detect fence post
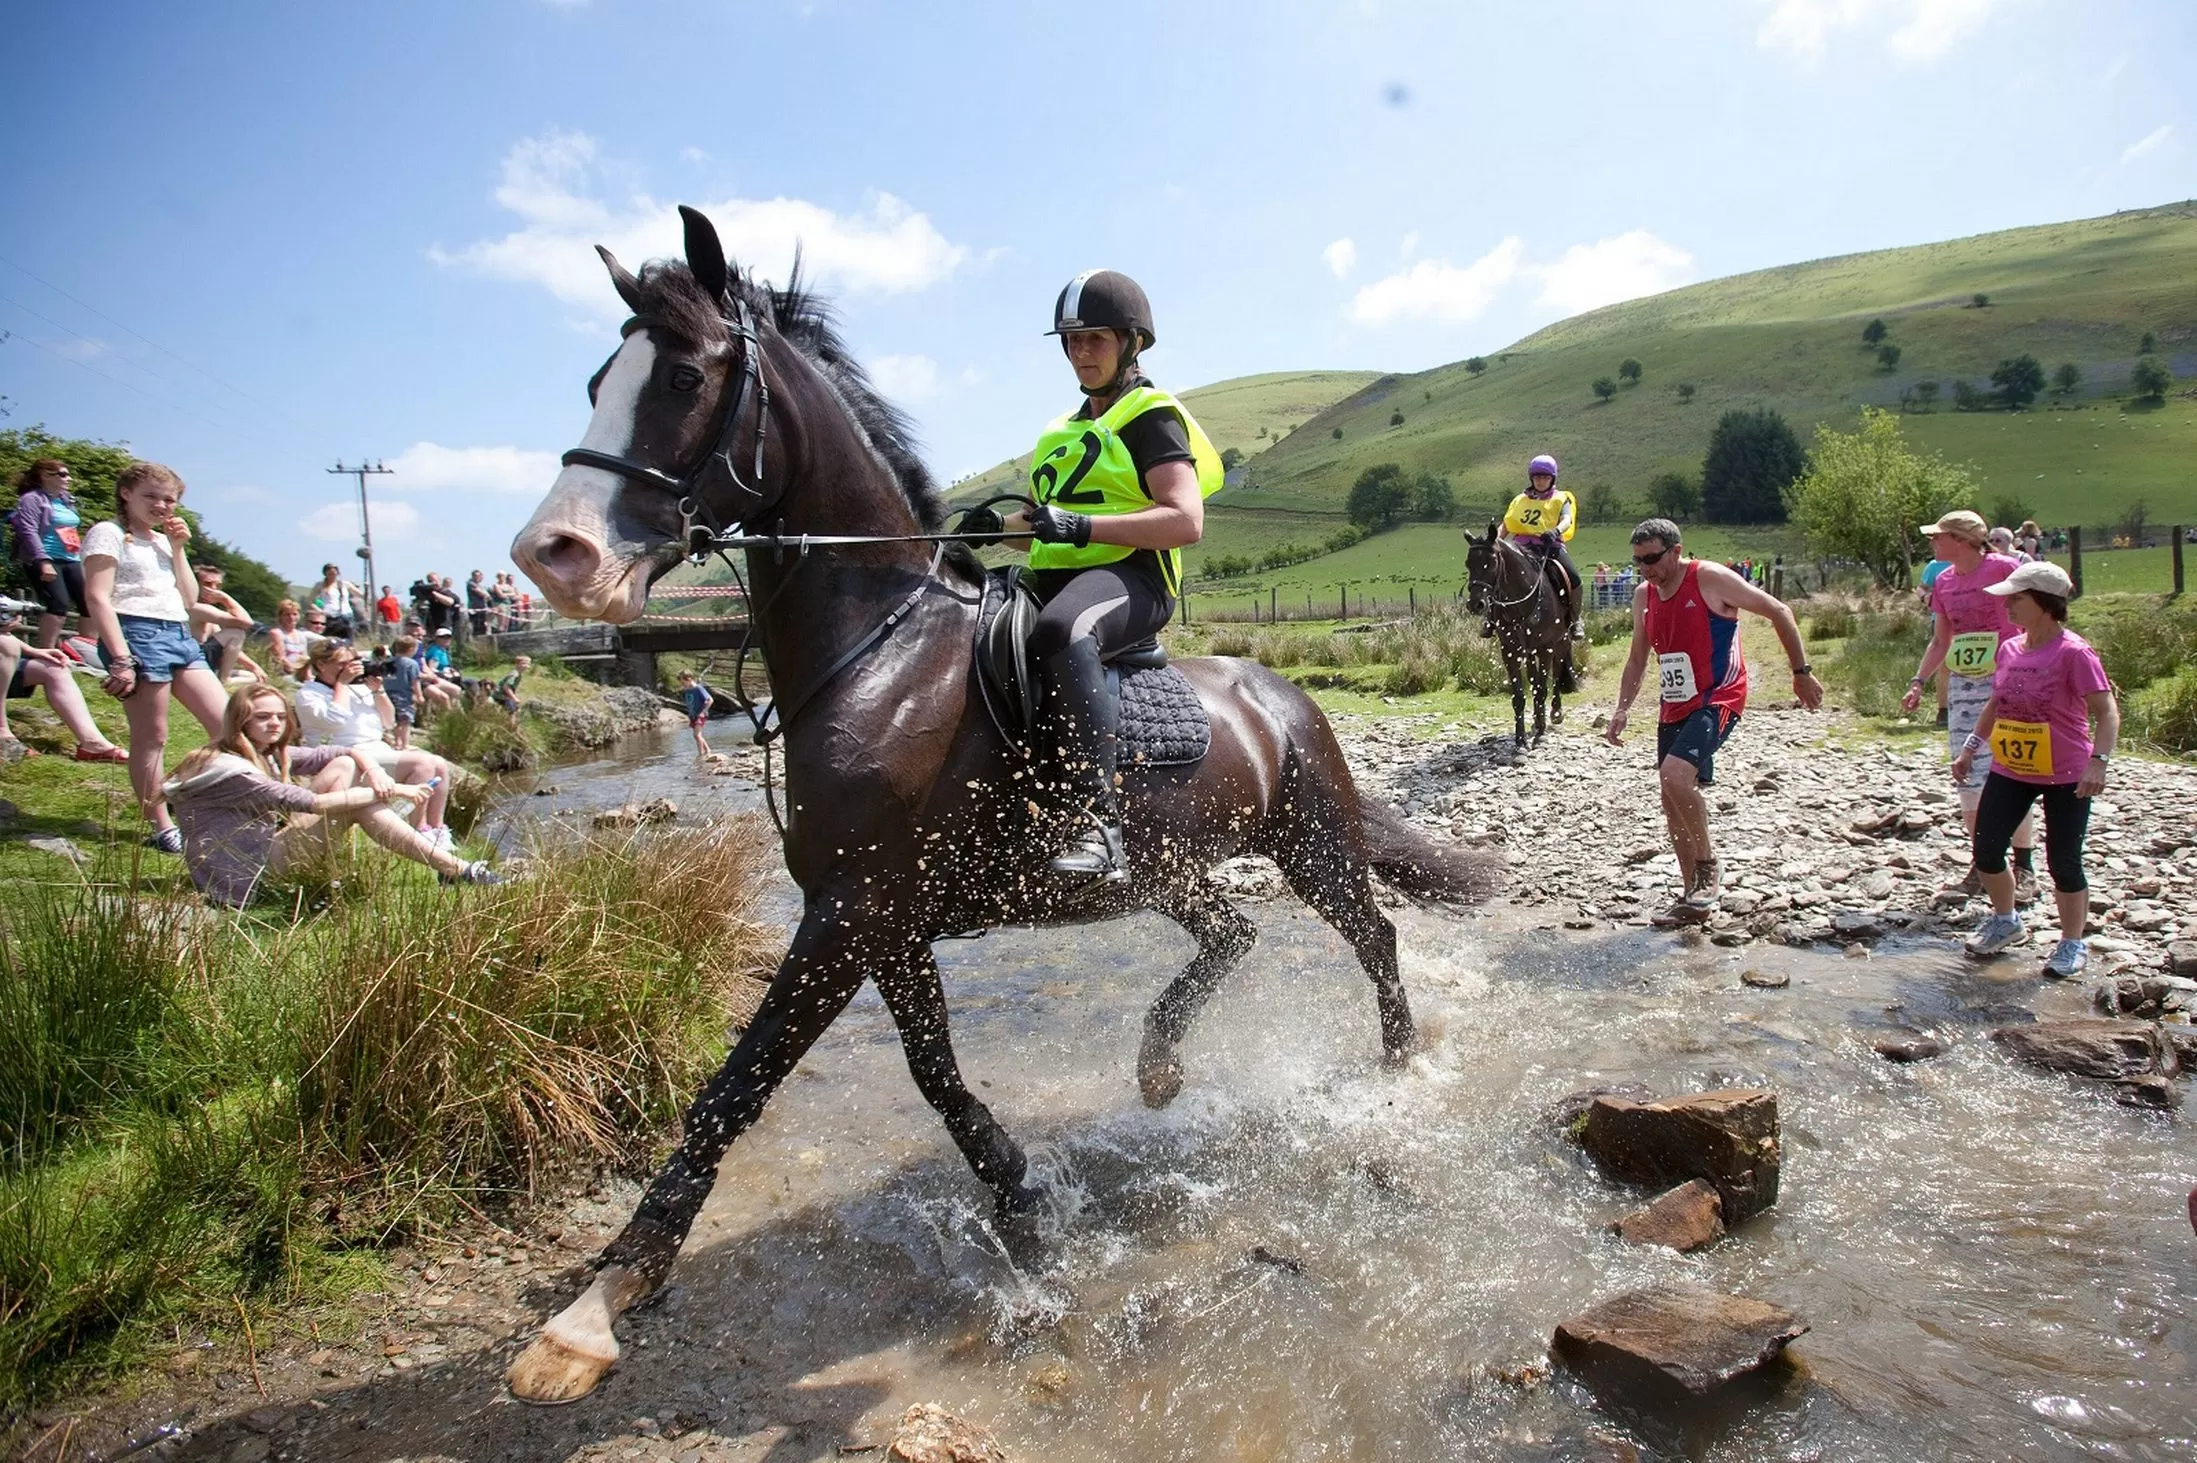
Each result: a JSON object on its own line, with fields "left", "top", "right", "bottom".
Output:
{"left": 1270, "top": 586, "right": 1277, "bottom": 622}
{"left": 1339, "top": 585, "right": 1347, "bottom": 620}
{"left": 1772, "top": 565, "right": 1785, "bottom": 600}
{"left": 2175, "top": 528, "right": 2186, "bottom": 595}
{"left": 1409, "top": 586, "right": 1416, "bottom": 616}
{"left": 2068, "top": 526, "right": 2083, "bottom": 599}
{"left": 1180, "top": 591, "right": 1190, "bottom": 626}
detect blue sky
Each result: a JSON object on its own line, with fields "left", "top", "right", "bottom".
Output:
{"left": 3, "top": 0, "right": 2191, "bottom": 596}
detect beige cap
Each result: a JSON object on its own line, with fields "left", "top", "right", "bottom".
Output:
{"left": 1984, "top": 560, "right": 2075, "bottom": 598}
{"left": 1919, "top": 509, "right": 1989, "bottom": 544}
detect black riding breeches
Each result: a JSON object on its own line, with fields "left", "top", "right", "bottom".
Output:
{"left": 1545, "top": 540, "right": 1583, "bottom": 597}
{"left": 1972, "top": 771, "right": 2091, "bottom": 891}
{"left": 1028, "top": 555, "right": 1175, "bottom": 661}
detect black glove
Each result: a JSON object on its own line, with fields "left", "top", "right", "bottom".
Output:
{"left": 1029, "top": 505, "right": 1092, "bottom": 548}
{"left": 955, "top": 504, "right": 1004, "bottom": 538}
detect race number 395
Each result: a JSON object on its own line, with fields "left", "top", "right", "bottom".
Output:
{"left": 1657, "top": 651, "right": 1699, "bottom": 705}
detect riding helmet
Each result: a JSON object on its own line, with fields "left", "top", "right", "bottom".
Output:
{"left": 1526, "top": 453, "right": 1560, "bottom": 483}
{"left": 1047, "top": 270, "right": 1156, "bottom": 351}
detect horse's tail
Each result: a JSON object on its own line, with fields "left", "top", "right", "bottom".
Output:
{"left": 1358, "top": 798, "right": 1506, "bottom": 906}
{"left": 1556, "top": 644, "right": 1578, "bottom": 696}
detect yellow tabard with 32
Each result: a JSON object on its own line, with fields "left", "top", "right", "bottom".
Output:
{"left": 1946, "top": 630, "right": 2000, "bottom": 679}
{"left": 1989, "top": 717, "right": 2053, "bottom": 778}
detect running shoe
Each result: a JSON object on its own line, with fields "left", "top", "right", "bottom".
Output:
{"left": 1944, "top": 866, "right": 1983, "bottom": 897}
{"left": 144, "top": 826, "right": 184, "bottom": 855}
{"left": 2042, "top": 939, "right": 2089, "bottom": 979}
{"left": 1963, "top": 911, "right": 2026, "bottom": 957}
{"left": 2012, "top": 867, "right": 2040, "bottom": 904}
{"left": 439, "top": 860, "right": 504, "bottom": 887}
{"left": 73, "top": 743, "right": 129, "bottom": 763}
{"left": 1685, "top": 859, "right": 1723, "bottom": 912}
{"left": 426, "top": 825, "right": 454, "bottom": 853}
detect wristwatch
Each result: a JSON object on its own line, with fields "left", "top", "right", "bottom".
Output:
{"left": 1793, "top": 663, "right": 1813, "bottom": 676}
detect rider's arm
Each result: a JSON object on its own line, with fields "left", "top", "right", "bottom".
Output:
{"left": 1085, "top": 461, "right": 1202, "bottom": 551}
{"left": 1555, "top": 493, "right": 1577, "bottom": 541}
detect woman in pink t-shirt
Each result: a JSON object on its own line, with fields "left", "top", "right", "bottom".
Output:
{"left": 1950, "top": 560, "right": 2118, "bottom": 978}
{"left": 1902, "top": 510, "right": 2036, "bottom": 896}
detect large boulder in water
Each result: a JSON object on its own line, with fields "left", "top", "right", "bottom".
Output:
{"left": 1989, "top": 1019, "right": 2180, "bottom": 1083}
{"left": 1552, "top": 1284, "right": 1807, "bottom": 1401}
{"left": 1611, "top": 1179, "right": 1725, "bottom": 1252}
{"left": 1582, "top": 1088, "right": 1781, "bottom": 1223}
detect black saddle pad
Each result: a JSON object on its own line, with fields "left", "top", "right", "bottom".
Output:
{"left": 974, "top": 568, "right": 1210, "bottom": 769}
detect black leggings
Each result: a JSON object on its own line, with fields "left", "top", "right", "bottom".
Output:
{"left": 1971, "top": 771, "right": 2091, "bottom": 891}
{"left": 1028, "top": 556, "right": 1174, "bottom": 661}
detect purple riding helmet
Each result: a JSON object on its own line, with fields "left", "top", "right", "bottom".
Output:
{"left": 1526, "top": 453, "right": 1560, "bottom": 485}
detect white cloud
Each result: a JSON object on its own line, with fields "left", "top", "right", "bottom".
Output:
{"left": 868, "top": 353, "right": 942, "bottom": 402}
{"left": 1322, "top": 237, "right": 1357, "bottom": 279}
{"left": 1346, "top": 237, "right": 1525, "bottom": 325}
{"left": 1755, "top": 0, "right": 2001, "bottom": 66}
{"left": 301, "top": 499, "right": 422, "bottom": 543}
{"left": 1530, "top": 229, "right": 1697, "bottom": 316}
{"left": 431, "top": 129, "right": 968, "bottom": 313}
{"left": 679, "top": 146, "right": 711, "bottom": 164}
{"left": 1399, "top": 230, "right": 1421, "bottom": 259}
{"left": 383, "top": 442, "right": 562, "bottom": 496}
{"left": 2122, "top": 124, "right": 2173, "bottom": 164}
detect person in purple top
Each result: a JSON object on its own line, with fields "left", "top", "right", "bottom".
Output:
{"left": 7, "top": 458, "right": 86, "bottom": 647}
{"left": 1950, "top": 561, "right": 2118, "bottom": 977}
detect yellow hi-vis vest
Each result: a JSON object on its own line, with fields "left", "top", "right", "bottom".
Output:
{"left": 1502, "top": 488, "right": 1577, "bottom": 542}
{"left": 1027, "top": 385, "right": 1224, "bottom": 594}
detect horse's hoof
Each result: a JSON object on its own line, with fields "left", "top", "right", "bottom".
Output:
{"left": 506, "top": 1330, "right": 617, "bottom": 1405}
{"left": 1137, "top": 1035, "right": 1185, "bottom": 1109}
{"left": 1380, "top": 1026, "right": 1428, "bottom": 1068}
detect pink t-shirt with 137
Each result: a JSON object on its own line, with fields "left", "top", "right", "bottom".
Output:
{"left": 1988, "top": 629, "right": 2110, "bottom": 785}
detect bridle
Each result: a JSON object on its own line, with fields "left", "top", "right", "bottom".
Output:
{"left": 559, "top": 291, "right": 773, "bottom": 558}
{"left": 1467, "top": 536, "right": 1542, "bottom": 614}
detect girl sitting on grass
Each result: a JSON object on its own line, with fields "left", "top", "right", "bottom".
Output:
{"left": 164, "top": 683, "right": 499, "bottom": 907}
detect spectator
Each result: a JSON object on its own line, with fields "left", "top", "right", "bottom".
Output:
{"left": 81, "top": 461, "right": 230, "bottom": 852}
{"left": 467, "top": 569, "right": 491, "bottom": 637}
{"left": 1591, "top": 562, "right": 1612, "bottom": 609}
{"left": 374, "top": 584, "right": 402, "bottom": 637}
{"left": 164, "top": 683, "right": 498, "bottom": 905}
{"left": 679, "top": 669, "right": 713, "bottom": 756}
{"left": 490, "top": 571, "right": 519, "bottom": 631}
{"left": 430, "top": 575, "right": 463, "bottom": 641}
{"left": 267, "top": 599, "right": 313, "bottom": 678}
{"left": 189, "top": 564, "right": 264, "bottom": 684}
{"left": 2017, "top": 520, "right": 2043, "bottom": 560}
{"left": 301, "top": 606, "right": 330, "bottom": 646}
{"left": 7, "top": 458, "right": 86, "bottom": 648}
{"left": 0, "top": 622, "right": 128, "bottom": 763}
{"left": 490, "top": 654, "right": 530, "bottom": 723}
{"left": 409, "top": 574, "right": 437, "bottom": 633}
{"left": 401, "top": 620, "right": 459, "bottom": 712}
{"left": 294, "top": 637, "right": 460, "bottom": 850}
{"left": 1988, "top": 526, "right": 2031, "bottom": 563}
{"left": 308, "top": 563, "right": 358, "bottom": 639}
{"left": 383, "top": 634, "right": 423, "bottom": 748}
{"left": 517, "top": 590, "right": 533, "bottom": 628}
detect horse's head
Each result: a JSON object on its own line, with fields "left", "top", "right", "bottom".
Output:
{"left": 1462, "top": 520, "right": 1500, "bottom": 613}
{"left": 512, "top": 206, "right": 774, "bottom": 624}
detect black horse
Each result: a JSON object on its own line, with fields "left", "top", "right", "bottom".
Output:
{"left": 1463, "top": 524, "right": 1576, "bottom": 749}
{"left": 503, "top": 207, "right": 1501, "bottom": 1402}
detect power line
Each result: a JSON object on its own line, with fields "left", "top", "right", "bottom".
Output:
{"left": 0, "top": 296, "right": 246, "bottom": 437}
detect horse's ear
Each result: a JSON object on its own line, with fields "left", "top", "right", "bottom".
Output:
{"left": 1486, "top": 520, "right": 1499, "bottom": 541}
{"left": 596, "top": 246, "right": 645, "bottom": 314}
{"left": 680, "top": 204, "right": 729, "bottom": 305}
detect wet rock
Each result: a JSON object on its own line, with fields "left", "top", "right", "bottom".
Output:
{"left": 593, "top": 797, "right": 677, "bottom": 828}
{"left": 889, "top": 1402, "right": 1008, "bottom": 1463}
{"left": 2092, "top": 976, "right": 2197, "bottom": 1019}
{"left": 1720, "top": 890, "right": 1764, "bottom": 915}
{"left": 1611, "top": 1179, "right": 1725, "bottom": 1252}
{"left": 2117, "top": 1075, "right": 2180, "bottom": 1110}
{"left": 1989, "top": 1019, "right": 2180, "bottom": 1083}
{"left": 1739, "top": 968, "right": 1788, "bottom": 989}
{"left": 531, "top": 784, "right": 561, "bottom": 796}
{"left": 1872, "top": 1035, "right": 1945, "bottom": 1063}
{"left": 1552, "top": 1284, "right": 1807, "bottom": 1400}
{"left": 1582, "top": 1089, "right": 1781, "bottom": 1222}
{"left": 1549, "top": 1083, "right": 1656, "bottom": 1137}
{"left": 1831, "top": 911, "right": 1884, "bottom": 941}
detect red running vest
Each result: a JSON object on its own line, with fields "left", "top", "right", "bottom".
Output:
{"left": 1644, "top": 561, "right": 1748, "bottom": 724}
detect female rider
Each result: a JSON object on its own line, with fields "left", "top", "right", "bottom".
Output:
{"left": 1900, "top": 509, "right": 2036, "bottom": 902}
{"left": 1951, "top": 560, "right": 2117, "bottom": 977}
{"left": 1499, "top": 455, "right": 1584, "bottom": 641}
{"left": 81, "top": 461, "right": 231, "bottom": 852}
{"left": 1009, "top": 270, "right": 1223, "bottom": 882}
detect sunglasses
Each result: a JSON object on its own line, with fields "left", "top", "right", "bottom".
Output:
{"left": 1632, "top": 547, "right": 1673, "bottom": 567}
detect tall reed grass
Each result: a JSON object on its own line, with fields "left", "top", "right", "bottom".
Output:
{"left": 0, "top": 818, "right": 778, "bottom": 1413}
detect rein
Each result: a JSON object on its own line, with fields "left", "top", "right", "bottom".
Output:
{"left": 1471, "top": 541, "right": 1545, "bottom": 613}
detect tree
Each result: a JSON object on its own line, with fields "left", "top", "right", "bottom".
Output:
{"left": 1862, "top": 318, "right": 1888, "bottom": 347}
{"left": 2051, "top": 362, "right": 2081, "bottom": 399}
{"left": 1988, "top": 495, "right": 2034, "bottom": 531}
{"left": 1646, "top": 471, "right": 1700, "bottom": 520}
{"left": 2130, "top": 356, "right": 2173, "bottom": 402}
{"left": 2120, "top": 500, "right": 2151, "bottom": 542}
{"left": 1584, "top": 482, "right": 1626, "bottom": 524}
{"left": 1255, "top": 425, "right": 1267, "bottom": 439}
{"left": 1914, "top": 380, "right": 1941, "bottom": 410}
{"left": 1618, "top": 358, "right": 1643, "bottom": 385}
{"left": 1389, "top": 410, "right": 1405, "bottom": 427}
{"left": 1700, "top": 407, "right": 1803, "bottom": 524}
{"left": 1788, "top": 408, "right": 1979, "bottom": 589}
{"left": 2138, "top": 331, "right": 2157, "bottom": 354}
{"left": 1970, "top": 292, "right": 1990, "bottom": 309}
{"left": 1675, "top": 383, "right": 1696, "bottom": 404}
{"left": 1332, "top": 426, "right": 1344, "bottom": 440}
{"left": 1990, "top": 354, "right": 2046, "bottom": 410}
{"left": 1219, "top": 446, "right": 1245, "bottom": 472}
{"left": 1411, "top": 472, "right": 1455, "bottom": 522}
{"left": 1592, "top": 377, "right": 1618, "bottom": 402}
{"left": 1345, "top": 463, "right": 1412, "bottom": 531}
{"left": 1876, "top": 343, "right": 1903, "bottom": 371}
{"left": 1951, "top": 379, "right": 1986, "bottom": 412}
{"left": 1465, "top": 356, "right": 1488, "bottom": 376}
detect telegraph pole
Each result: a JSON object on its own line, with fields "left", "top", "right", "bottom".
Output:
{"left": 328, "top": 460, "right": 392, "bottom": 606}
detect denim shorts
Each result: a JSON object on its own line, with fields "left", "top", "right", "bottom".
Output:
{"left": 119, "top": 614, "right": 209, "bottom": 683}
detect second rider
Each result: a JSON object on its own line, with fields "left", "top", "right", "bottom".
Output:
{"left": 1010, "top": 270, "right": 1223, "bottom": 882}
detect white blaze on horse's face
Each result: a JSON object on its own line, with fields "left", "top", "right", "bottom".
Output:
{"left": 512, "top": 332, "right": 663, "bottom": 625}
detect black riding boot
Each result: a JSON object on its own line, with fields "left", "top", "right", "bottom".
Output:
{"left": 1038, "top": 639, "right": 1127, "bottom": 883}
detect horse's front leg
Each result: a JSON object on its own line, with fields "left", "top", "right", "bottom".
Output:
{"left": 1532, "top": 661, "right": 1549, "bottom": 745}
{"left": 506, "top": 903, "right": 874, "bottom": 1404}
{"left": 1506, "top": 650, "right": 1528, "bottom": 749}
{"left": 874, "top": 942, "right": 1039, "bottom": 1220}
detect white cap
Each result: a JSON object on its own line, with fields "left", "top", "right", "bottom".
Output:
{"left": 1983, "top": 560, "right": 2074, "bottom": 598}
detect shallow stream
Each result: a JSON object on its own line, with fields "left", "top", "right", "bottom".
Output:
{"left": 480, "top": 730, "right": 2196, "bottom": 1461}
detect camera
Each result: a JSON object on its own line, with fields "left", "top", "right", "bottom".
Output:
{"left": 0, "top": 594, "right": 35, "bottom": 627}
{"left": 359, "top": 653, "right": 400, "bottom": 678}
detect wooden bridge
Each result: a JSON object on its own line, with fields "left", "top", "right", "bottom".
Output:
{"left": 480, "top": 618, "right": 748, "bottom": 687}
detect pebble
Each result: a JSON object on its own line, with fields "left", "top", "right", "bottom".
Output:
{"left": 1740, "top": 969, "right": 1789, "bottom": 989}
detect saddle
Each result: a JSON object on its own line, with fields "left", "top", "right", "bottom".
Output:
{"left": 974, "top": 567, "right": 1211, "bottom": 768}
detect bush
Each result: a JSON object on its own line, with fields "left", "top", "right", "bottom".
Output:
{"left": 1592, "top": 377, "right": 1618, "bottom": 402}
{"left": 1824, "top": 608, "right": 1931, "bottom": 716}
{"left": 428, "top": 697, "right": 541, "bottom": 770}
{"left": 1808, "top": 605, "right": 1858, "bottom": 641}
{"left": 2130, "top": 356, "right": 2172, "bottom": 402}
{"left": 2129, "top": 667, "right": 2197, "bottom": 755}
{"left": 2091, "top": 604, "right": 2197, "bottom": 692}
{"left": 1389, "top": 410, "right": 1405, "bottom": 427}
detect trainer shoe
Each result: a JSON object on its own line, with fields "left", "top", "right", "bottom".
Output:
{"left": 426, "top": 825, "right": 455, "bottom": 853}
{"left": 438, "top": 860, "right": 504, "bottom": 886}
{"left": 1964, "top": 911, "right": 2026, "bottom": 958}
{"left": 1685, "top": 859, "right": 1723, "bottom": 912}
{"left": 144, "top": 826, "right": 184, "bottom": 855}
{"left": 1944, "top": 866, "right": 1983, "bottom": 897}
{"left": 2012, "top": 867, "right": 2040, "bottom": 904}
{"left": 2043, "top": 939, "right": 2089, "bottom": 979}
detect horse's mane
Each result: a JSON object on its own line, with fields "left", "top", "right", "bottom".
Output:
{"left": 629, "top": 260, "right": 954, "bottom": 540}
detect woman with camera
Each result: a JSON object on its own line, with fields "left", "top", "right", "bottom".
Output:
{"left": 293, "top": 637, "right": 460, "bottom": 851}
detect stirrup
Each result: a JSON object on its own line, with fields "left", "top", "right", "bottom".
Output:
{"left": 1049, "top": 812, "right": 1128, "bottom": 883}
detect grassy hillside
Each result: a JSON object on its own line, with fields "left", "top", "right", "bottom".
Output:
{"left": 1207, "top": 202, "right": 2197, "bottom": 573}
